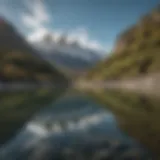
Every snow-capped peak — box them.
[29,31,104,60]
[27,31,104,73]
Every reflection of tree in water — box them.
[90,90,160,159]
[103,92,160,159]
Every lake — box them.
[0,89,158,159]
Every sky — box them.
[0,0,159,54]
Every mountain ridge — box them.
[84,5,160,81]
[0,17,68,86]
[28,32,104,77]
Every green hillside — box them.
[85,6,160,81]
[0,18,68,85]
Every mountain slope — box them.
[30,33,103,77]
[0,17,68,85]
[85,5,160,81]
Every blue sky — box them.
[0,0,159,54]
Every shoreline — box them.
[75,73,160,96]
[0,83,56,91]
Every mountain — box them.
[84,5,160,81]
[29,33,104,77]
[0,17,68,85]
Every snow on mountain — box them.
[27,32,105,73]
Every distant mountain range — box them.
[29,33,104,77]
[0,17,68,85]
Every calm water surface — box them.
[0,90,157,159]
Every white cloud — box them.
[21,0,105,52]
[89,40,104,51]
[22,0,50,29]
[66,27,105,51]
[28,27,105,52]
[0,0,107,52]
[27,27,48,42]
[67,28,88,45]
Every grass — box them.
[85,7,160,81]
[87,47,160,80]
[0,51,67,82]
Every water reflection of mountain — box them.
[31,95,117,133]
[89,90,160,159]
[0,92,153,160]
[0,89,65,146]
